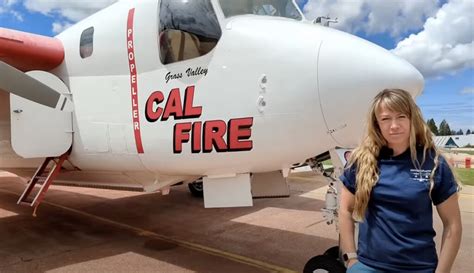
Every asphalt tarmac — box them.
[0,171,472,273]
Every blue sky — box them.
[0,4,55,35]
[1,0,473,132]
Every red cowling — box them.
[0,27,64,72]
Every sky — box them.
[0,0,473,132]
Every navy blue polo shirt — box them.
[340,147,458,273]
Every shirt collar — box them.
[379,146,411,160]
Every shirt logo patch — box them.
[410,169,431,183]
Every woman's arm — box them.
[435,193,462,273]
[339,185,358,267]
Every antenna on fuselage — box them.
[313,15,338,27]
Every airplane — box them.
[0,0,424,271]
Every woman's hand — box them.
[346,258,359,269]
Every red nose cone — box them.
[0,27,64,72]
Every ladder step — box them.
[29,177,47,184]
[20,187,42,205]
[19,201,34,206]
[17,153,69,208]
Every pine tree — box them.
[427,119,438,135]
[457,129,464,135]
[439,120,452,136]
[439,120,447,135]
[467,129,471,135]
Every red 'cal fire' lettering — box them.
[228,118,253,151]
[183,86,202,118]
[191,121,202,153]
[145,86,202,121]
[145,91,164,122]
[172,118,254,153]
[145,85,253,153]
[162,88,183,121]
[173,122,192,153]
[203,120,228,153]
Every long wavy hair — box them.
[348,89,439,221]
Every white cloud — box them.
[0,0,23,20]
[23,0,117,22]
[303,0,439,37]
[0,0,20,11]
[0,0,12,11]
[4,0,19,6]
[10,9,23,21]
[392,0,474,78]
[461,87,474,95]
[302,0,473,78]
[52,21,72,34]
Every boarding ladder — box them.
[17,153,69,211]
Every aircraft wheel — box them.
[188,180,203,197]
[303,255,346,273]
[324,246,340,259]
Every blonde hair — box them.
[348,89,440,221]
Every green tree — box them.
[438,119,452,136]
[467,129,471,135]
[427,118,439,135]
[456,129,464,135]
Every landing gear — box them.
[303,253,345,273]
[188,178,203,197]
[303,148,353,273]
[323,246,340,259]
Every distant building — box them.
[451,135,474,147]
[434,136,458,148]
[434,135,474,148]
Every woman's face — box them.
[375,103,411,150]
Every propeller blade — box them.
[0,61,68,110]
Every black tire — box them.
[188,181,203,197]
[324,246,340,260]
[303,255,346,273]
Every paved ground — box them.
[442,149,473,168]
[0,171,472,273]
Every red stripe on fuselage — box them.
[127,9,144,154]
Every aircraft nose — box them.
[316,29,424,147]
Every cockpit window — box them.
[219,0,302,20]
[159,0,222,65]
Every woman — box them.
[339,89,462,273]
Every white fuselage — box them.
[1,0,423,185]
[55,0,329,176]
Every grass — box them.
[322,159,332,165]
[454,149,474,156]
[319,159,474,185]
[455,168,474,186]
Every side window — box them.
[80,27,94,58]
[159,0,221,65]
